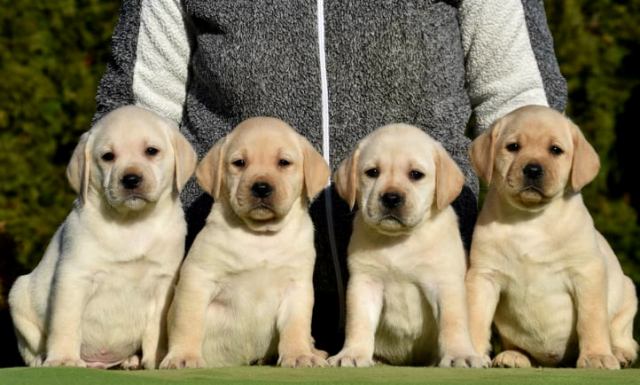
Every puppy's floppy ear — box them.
[470,117,505,184]
[569,121,600,192]
[334,145,360,210]
[300,135,330,202]
[66,131,93,204]
[171,129,198,192]
[196,137,226,200]
[435,143,465,211]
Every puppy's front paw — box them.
[159,352,206,369]
[279,353,327,368]
[613,345,638,368]
[141,356,159,370]
[492,350,531,368]
[43,356,87,368]
[327,349,374,368]
[439,353,489,368]
[27,355,45,367]
[121,355,141,370]
[577,354,620,369]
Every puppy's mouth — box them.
[122,191,149,200]
[373,214,412,235]
[517,185,549,205]
[121,193,151,210]
[106,188,151,210]
[380,214,405,225]
[247,203,277,221]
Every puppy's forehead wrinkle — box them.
[228,138,300,157]
[360,157,431,177]
[502,117,573,146]
[227,149,300,168]
[93,134,167,157]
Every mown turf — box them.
[1,367,640,385]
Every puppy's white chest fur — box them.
[489,232,578,365]
[374,277,439,365]
[21,203,185,366]
[76,208,183,362]
[348,209,466,365]
[189,204,315,366]
[475,199,597,365]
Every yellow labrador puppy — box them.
[466,105,638,369]
[328,124,486,368]
[8,106,197,368]
[160,117,330,368]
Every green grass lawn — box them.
[1,367,639,385]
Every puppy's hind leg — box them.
[610,277,639,368]
[8,276,46,366]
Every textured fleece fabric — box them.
[93,0,567,354]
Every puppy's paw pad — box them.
[159,353,205,369]
[279,354,327,368]
[43,357,87,368]
[577,354,620,369]
[613,346,638,368]
[121,355,141,370]
[492,350,531,368]
[327,350,374,368]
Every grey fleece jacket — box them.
[94,0,566,352]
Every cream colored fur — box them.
[466,105,638,369]
[160,117,330,368]
[328,124,486,368]
[8,106,197,369]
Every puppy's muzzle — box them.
[522,163,544,182]
[251,182,273,199]
[380,192,405,209]
[121,173,143,190]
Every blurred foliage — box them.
[0,0,119,306]
[546,0,640,283]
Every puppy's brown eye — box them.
[409,170,424,181]
[550,145,564,156]
[506,143,520,152]
[145,147,159,156]
[278,159,291,167]
[232,159,246,168]
[365,168,379,178]
[101,152,115,162]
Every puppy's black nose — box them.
[523,163,544,180]
[121,174,143,190]
[381,192,404,209]
[251,182,273,198]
